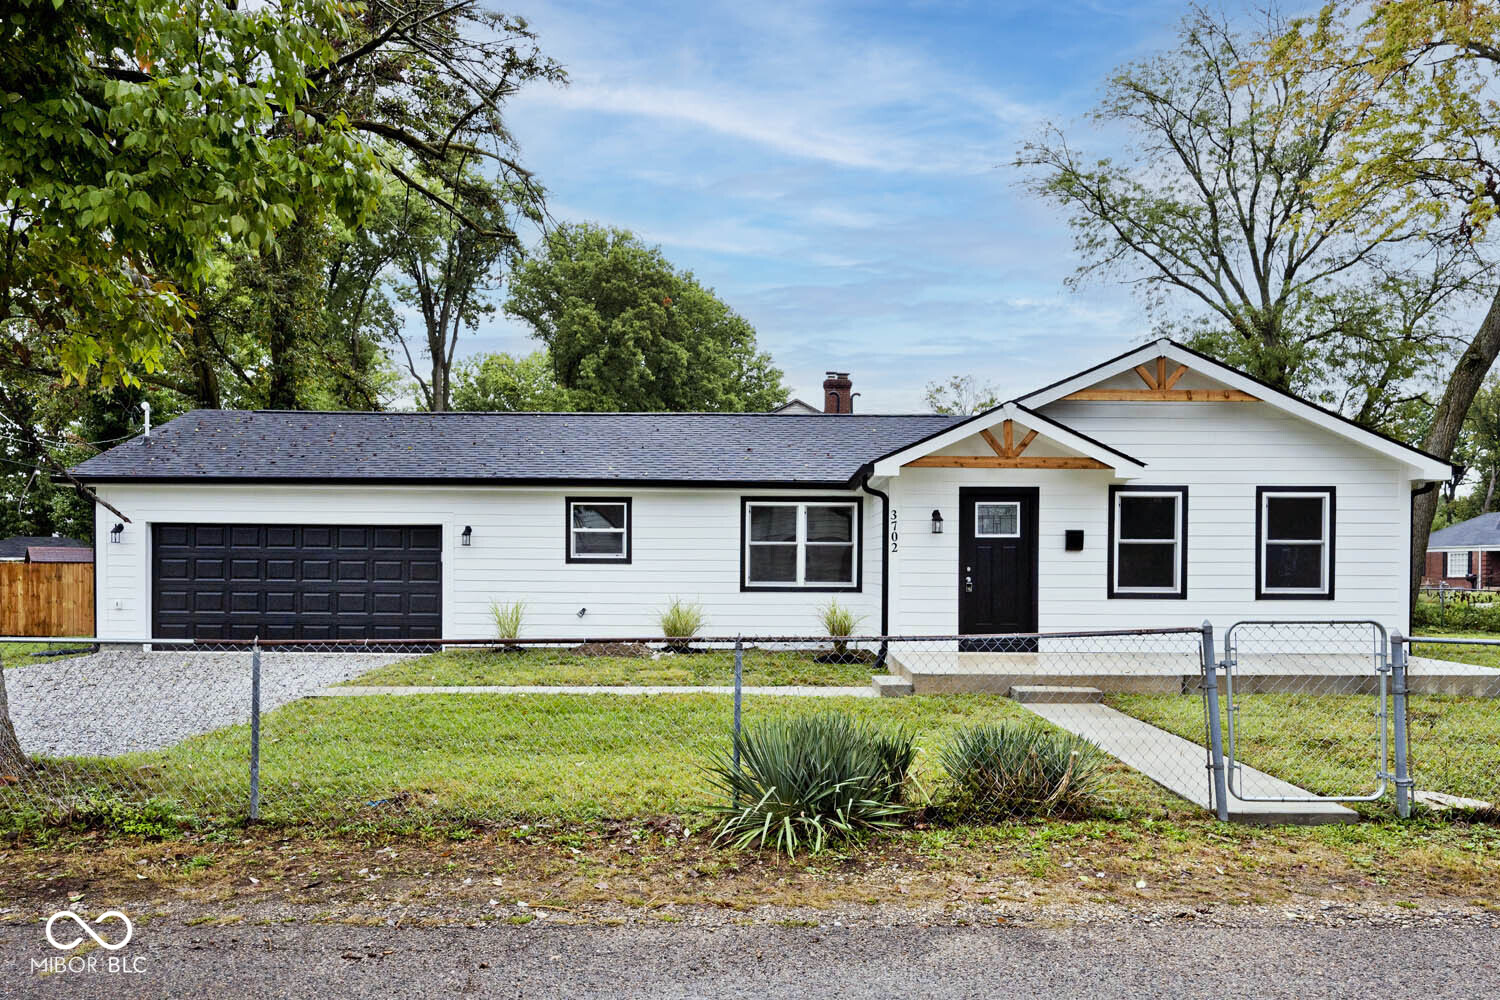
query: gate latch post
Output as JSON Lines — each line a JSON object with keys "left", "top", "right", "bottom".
{"left": 1201, "top": 621, "right": 1230, "bottom": 822}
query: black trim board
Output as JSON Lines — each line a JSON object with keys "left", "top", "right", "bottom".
{"left": 1254, "top": 486, "right": 1337, "bottom": 601}
{"left": 1106, "top": 485, "right": 1190, "bottom": 600}
{"left": 739, "top": 495, "right": 863, "bottom": 593}
{"left": 565, "top": 496, "right": 633, "bottom": 565}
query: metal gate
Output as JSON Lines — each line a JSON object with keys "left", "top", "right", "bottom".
{"left": 1214, "top": 620, "right": 1391, "bottom": 804}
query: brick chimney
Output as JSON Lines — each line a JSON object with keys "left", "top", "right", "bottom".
{"left": 822, "top": 372, "right": 854, "bottom": 413}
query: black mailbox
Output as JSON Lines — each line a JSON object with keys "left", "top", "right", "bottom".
{"left": 1065, "top": 529, "right": 1084, "bottom": 551}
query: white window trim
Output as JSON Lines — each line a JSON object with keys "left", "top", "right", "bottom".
{"left": 1260, "top": 490, "right": 1331, "bottom": 595}
{"left": 974, "top": 501, "right": 1021, "bottom": 538}
{"left": 569, "top": 501, "right": 629, "bottom": 561}
{"left": 744, "top": 500, "right": 859, "bottom": 589}
{"left": 1447, "top": 550, "right": 1471, "bottom": 578}
{"left": 1112, "top": 489, "right": 1184, "bottom": 596}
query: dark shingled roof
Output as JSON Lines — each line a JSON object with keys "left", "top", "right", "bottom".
{"left": 26, "top": 546, "right": 93, "bottom": 563}
{"left": 1428, "top": 513, "right": 1500, "bottom": 550}
{"left": 0, "top": 535, "right": 90, "bottom": 560}
{"left": 71, "top": 410, "right": 967, "bottom": 486}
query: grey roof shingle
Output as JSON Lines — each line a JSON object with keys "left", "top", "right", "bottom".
{"left": 0, "top": 535, "right": 89, "bottom": 560}
{"left": 71, "top": 410, "right": 967, "bottom": 486}
{"left": 1428, "top": 513, "right": 1500, "bottom": 550}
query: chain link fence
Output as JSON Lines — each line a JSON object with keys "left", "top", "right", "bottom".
{"left": 0, "top": 624, "right": 1496, "bottom": 835}
{"left": 1400, "top": 635, "right": 1500, "bottom": 817}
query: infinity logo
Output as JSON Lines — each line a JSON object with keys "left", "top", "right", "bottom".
{"left": 44, "top": 910, "right": 133, "bottom": 952}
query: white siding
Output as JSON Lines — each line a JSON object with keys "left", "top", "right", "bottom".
{"left": 887, "top": 388, "right": 1413, "bottom": 637}
{"left": 93, "top": 484, "right": 881, "bottom": 641}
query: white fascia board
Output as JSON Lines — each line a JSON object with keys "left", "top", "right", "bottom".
{"left": 1019, "top": 339, "right": 1454, "bottom": 483}
{"left": 870, "top": 402, "right": 1146, "bottom": 478}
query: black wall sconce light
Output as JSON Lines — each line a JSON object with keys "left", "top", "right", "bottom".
{"left": 931, "top": 510, "right": 944, "bottom": 534}
{"left": 110, "top": 522, "right": 124, "bottom": 544}
{"left": 461, "top": 525, "right": 473, "bottom": 547}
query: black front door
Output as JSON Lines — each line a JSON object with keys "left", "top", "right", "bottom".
{"left": 958, "top": 488, "right": 1038, "bottom": 651}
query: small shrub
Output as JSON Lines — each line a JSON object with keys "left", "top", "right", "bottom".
{"left": 489, "top": 600, "right": 526, "bottom": 641}
{"left": 1414, "top": 596, "right": 1500, "bottom": 632}
{"left": 705, "top": 711, "right": 916, "bottom": 856}
{"left": 817, "top": 600, "right": 865, "bottom": 656}
{"left": 658, "top": 597, "right": 705, "bottom": 647}
{"left": 938, "top": 723, "right": 1105, "bottom": 819}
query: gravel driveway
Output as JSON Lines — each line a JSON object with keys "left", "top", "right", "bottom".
{"left": 3, "top": 650, "right": 410, "bottom": 757}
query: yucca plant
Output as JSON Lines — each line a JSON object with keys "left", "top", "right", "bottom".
{"left": 489, "top": 600, "right": 525, "bottom": 643}
{"left": 705, "top": 712, "right": 917, "bottom": 856}
{"left": 816, "top": 599, "right": 865, "bottom": 657}
{"left": 658, "top": 597, "right": 705, "bottom": 652}
{"left": 938, "top": 723, "right": 1105, "bottom": 819}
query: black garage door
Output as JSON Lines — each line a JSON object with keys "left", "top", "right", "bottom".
{"left": 152, "top": 524, "right": 442, "bottom": 641}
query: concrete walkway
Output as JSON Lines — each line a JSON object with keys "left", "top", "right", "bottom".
{"left": 1020, "top": 701, "right": 1357, "bottom": 825}
{"left": 317, "top": 684, "right": 874, "bottom": 698}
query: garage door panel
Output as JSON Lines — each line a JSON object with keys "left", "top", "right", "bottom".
{"left": 153, "top": 524, "right": 441, "bottom": 642}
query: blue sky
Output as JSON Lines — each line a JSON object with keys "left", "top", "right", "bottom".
{"left": 467, "top": 0, "right": 1198, "bottom": 411}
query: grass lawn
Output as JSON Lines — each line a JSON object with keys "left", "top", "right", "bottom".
{"left": 2, "top": 692, "right": 1187, "bottom": 832}
{"left": 0, "top": 640, "right": 95, "bottom": 669}
{"left": 343, "top": 646, "right": 885, "bottom": 688}
{"left": 1110, "top": 691, "right": 1500, "bottom": 812}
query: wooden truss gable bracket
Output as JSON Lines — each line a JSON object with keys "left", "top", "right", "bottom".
{"left": 1067, "top": 359, "right": 1256, "bottom": 402}
{"left": 978, "top": 419, "right": 1041, "bottom": 460}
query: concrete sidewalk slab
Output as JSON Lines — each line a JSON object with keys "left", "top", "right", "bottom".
{"left": 317, "top": 684, "right": 875, "bottom": 698}
{"left": 1020, "top": 701, "right": 1357, "bottom": 825}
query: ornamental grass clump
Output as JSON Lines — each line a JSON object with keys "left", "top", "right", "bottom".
{"left": 706, "top": 712, "right": 917, "bottom": 856}
{"left": 816, "top": 599, "right": 865, "bottom": 659}
{"left": 658, "top": 597, "right": 706, "bottom": 652}
{"left": 489, "top": 600, "right": 526, "bottom": 643}
{"left": 938, "top": 723, "right": 1106, "bottom": 819}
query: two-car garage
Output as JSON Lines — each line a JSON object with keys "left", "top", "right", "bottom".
{"left": 151, "top": 524, "right": 442, "bottom": 641}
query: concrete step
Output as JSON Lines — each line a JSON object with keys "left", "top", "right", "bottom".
{"left": 1009, "top": 685, "right": 1103, "bottom": 704}
{"left": 872, "top": 674, "right": 914, "bottom": 698}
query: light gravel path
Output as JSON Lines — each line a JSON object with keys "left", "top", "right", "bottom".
{"left": 318, "top": 684, "right": 875, "bottom": 698}
{"left": 3, "top": 651, "right": 410, "bottom": 757}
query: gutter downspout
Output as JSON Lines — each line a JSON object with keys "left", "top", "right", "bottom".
{"left": 858, "top": 468, "right": 891, "bottom": 669}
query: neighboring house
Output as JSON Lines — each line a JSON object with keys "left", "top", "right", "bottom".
{"left": 769, "top": 398, "right": 821, "bottom": 415}
{"left": 1423, "top": 512, "right": 1500, "bottom": 589}
{"left": 0, "top": 535, "right": 91, "bottom": 562}
{"left": 72, "top": 339, "right": 1452, "bottom": 643}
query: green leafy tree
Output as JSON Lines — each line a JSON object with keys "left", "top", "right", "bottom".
{"left": 505, "top": 223, "right": 788, "bottom": 411}
{"left": 1017, "top": 7, "right": 1476, "bottom": 428}
{"left": 924, "top": 375, "right": 1001, "bottom": 415}
{"left": 1260, "top": 2, "right": 1500, "bottom": 607}
{"left": 452, "top": 350, "right": 572, "bottom": 411}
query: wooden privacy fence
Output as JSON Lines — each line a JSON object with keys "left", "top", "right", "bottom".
{"left": 0, "top": 562, "right": 94, "bottom": 636}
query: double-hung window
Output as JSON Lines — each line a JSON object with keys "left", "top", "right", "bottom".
{"left": 566, "top": 498, "right": 631, "bottom": 563}
{"left": 1256, "top": 487, "right": 1334, "bottom": 598}
{"left": 1108, "top": 486, "right": 1188, "bottom": 598}
{"left": 1446, "top": 550, "right": 1471, "bottom": 578}
{"left": 742, "top": 499, "right": 860, "bottom": 590}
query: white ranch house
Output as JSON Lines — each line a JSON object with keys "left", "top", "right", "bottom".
{"left": 74, "top": 339, "right": 1451, "bottom": 644}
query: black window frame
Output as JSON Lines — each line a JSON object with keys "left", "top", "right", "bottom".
{"left": 565, "top": 497, "right": 633, "bottom": 565}
{"left": 1106, "top": 484, "right": 1189, "bottom": 600}
{"left": 1255, "top": 486, "right": 1335, "bottom": 600}
{"left": 739, "top": 496, "right": 862, "bottom": 592}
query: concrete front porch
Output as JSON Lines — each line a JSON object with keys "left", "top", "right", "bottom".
{"left": 883, "top": 645, "right": 1498, "bottom": 697}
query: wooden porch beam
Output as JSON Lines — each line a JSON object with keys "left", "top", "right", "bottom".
{"left": 1163, "top": 363, "right": 1188, "bottom": 389}
{"left": 902, "top": 455, "right": 1112, "bottom": 469}
{"left": 1013, "top": 428, "right": 1039, "bottom": 456}
{"left": 1133, "top": 364, "right": 1158, "bottom": 389}
{"left": 1060, "top": 388, "right": 1258, "bottom": 402}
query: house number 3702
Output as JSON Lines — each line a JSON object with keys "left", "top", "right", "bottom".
{"left": 890, "top": 509, "right": 898, "bottom": 553}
